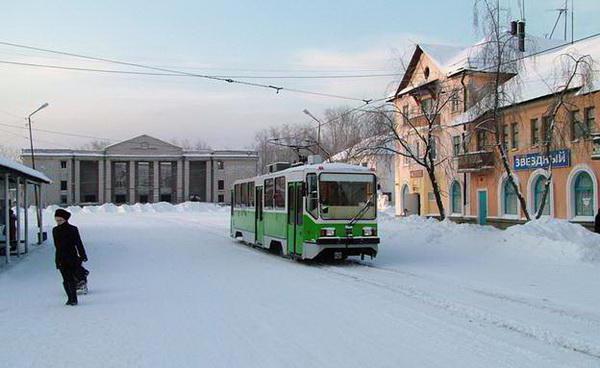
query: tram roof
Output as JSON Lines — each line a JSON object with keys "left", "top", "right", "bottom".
{"left": 234, "top": 162, "right": 373, "bottom": 185}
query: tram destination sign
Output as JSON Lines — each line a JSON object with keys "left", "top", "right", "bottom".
{"left": 513, "top": 149, "right": 571, "bottom": 171}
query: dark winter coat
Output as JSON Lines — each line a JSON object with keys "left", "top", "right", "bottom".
{"left": 52, "top": 223, "right": 87, "bottom": 269}
{"left": 595, "top": 210, "right": 600, "bottom": 234}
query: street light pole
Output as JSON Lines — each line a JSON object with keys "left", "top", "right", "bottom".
{"left": 26, "top": 103, "right": 48, "bottom": 243}
{"left": 27, "top": 102, "right": 49, "bottom": 170}
{"left": 303, "top": 109, "right": 323, "bottom": 156}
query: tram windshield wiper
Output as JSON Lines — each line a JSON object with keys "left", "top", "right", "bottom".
{"left": 348, "top": 193, "right": 375, "bottom": 227}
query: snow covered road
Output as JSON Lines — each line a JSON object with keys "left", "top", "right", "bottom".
{"left": 1, "top": 204, "right": 600, "bottom": 367}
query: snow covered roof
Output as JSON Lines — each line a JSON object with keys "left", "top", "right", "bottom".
{"left": 395, "top": 34, "right": 568, "bottom": 98}
{"left": 450, "top": 34, "right": 600, "bottom": 126}
{"left": 0, "top": 156, "right": 52, "bottom": 183}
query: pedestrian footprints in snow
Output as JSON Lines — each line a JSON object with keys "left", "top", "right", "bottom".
{"left": 52, "top": 209, "right": 89, "bottom": 306}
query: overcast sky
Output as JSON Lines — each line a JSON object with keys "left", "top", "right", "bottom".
{"left": 1, "top": 0, "right": 599, "bottom": 150}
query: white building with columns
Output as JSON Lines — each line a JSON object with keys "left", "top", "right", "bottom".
{"left": 21, "top": 135, "right": 258, "bottom": 206}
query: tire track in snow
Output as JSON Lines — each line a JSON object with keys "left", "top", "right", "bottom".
{"left": 348, "top": 261, "right": 600, "bottom": 327}
{"left": 160, "top": 213, "right": 600, "bottom": 361}
{"left": 321, "top": 265, "right": 600, "bottom": 361}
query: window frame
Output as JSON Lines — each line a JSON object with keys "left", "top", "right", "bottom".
{"left": 510, "top": 122, "right": 519, "bottom": 149}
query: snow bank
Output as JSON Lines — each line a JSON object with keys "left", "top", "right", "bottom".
{"left": 380, "top": 211, "right": 600, "bottom": 264}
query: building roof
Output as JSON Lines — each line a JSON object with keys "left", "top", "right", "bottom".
{"left": 0, "top": 156, "right": 52, "bottom": 183}
{"left": 450, "top": 34, "right": 600, "bottom": 126}
{"left": 394, "top": 33, "right": 568, "bottom": 98}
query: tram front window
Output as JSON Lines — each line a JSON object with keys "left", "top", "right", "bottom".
{"left": 318, "top": 173, "right": 376, "bottom": 220}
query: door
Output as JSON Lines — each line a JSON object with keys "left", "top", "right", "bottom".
{"left": 286, "top": 182, "right": 304, "bottom": 257}
{"left": 478, "top": 191, "right": 488, "bottom": 225}
{"left": 255, "top": 186, "right": 264, "bottom": 245}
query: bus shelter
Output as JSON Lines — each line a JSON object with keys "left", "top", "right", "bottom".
{"left": 0, "top": 156, "right": 51, "bottom": 264}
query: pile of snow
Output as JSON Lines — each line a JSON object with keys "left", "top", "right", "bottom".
{"left": 380, "top": 211, "right": 600, "bottom": 264}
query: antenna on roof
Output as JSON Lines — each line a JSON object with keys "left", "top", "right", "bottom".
{"left": 547, "top": 0, "right": 569, "bottom": 41}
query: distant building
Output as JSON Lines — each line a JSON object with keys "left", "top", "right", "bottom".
{"left": 21, "top": 135, "right": 258, "bottom": 206}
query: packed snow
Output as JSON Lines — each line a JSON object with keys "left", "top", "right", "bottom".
{"left": 1, "top": 202, "right": 600, "bottom": 367}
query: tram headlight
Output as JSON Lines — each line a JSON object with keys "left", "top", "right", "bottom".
{"left": 320, "top": 228, "right": 336, "bottom": 237}
{"left": 362, "top": 227, "right": 376, "bottom": 236}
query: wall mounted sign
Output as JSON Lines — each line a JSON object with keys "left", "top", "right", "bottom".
{"left": 410, "top": 170, "right": 423, "bottom": 178}
{"left": 513, "top": 149, "right": 571, "bottom": 171}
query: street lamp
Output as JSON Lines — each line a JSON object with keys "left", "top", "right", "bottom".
{"left": 27, "top": 102, "right": 49, "bottom": 169}
{"left": 303, "top": 109, "right": 323, "bottom": 156}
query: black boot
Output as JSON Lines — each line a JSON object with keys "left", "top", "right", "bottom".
{"left": 63, "top": 281, "right": 78, "bottom": 306}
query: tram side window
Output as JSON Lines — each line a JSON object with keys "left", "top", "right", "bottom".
{"left": 274, "top": 176, "right": 286, "bottom": 209}
{"left": 248, "top": 182, "right": 255, "bottom": 207}
{"left": 306, "top": 173, "right": 318, "bottom": 218}
{"left": 234, "top": 184, "right": 242, "bottom": 208}
{"left": 264, "top": 178, "right": 274, "bottom": 209}
{"left": 241, "top": 182, "right": 248, "bottom": 207}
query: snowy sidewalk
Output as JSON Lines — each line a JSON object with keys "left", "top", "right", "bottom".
{"left": 1, "top": 204, "right": 599, "bottom": 368}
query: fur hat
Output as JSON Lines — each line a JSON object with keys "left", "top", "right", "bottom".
{"left": 54, "top": 209, "right": 71, "bottom": 221}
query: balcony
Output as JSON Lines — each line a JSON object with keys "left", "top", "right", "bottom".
{"left": 404, "top": 113, "right": 440, "bottom": 128}
{"left": 456, "top": 151, "right": 495, "bottom": 172}
{"left": 592, "top": 133, "right": 600, "bottom": 160}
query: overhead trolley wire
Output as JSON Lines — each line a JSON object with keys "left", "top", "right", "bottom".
{"left": 0, "top": 40, "right": 378, "bottom": 103}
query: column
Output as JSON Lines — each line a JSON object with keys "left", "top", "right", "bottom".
{"left": 74, "top": 159, "right": 81, "bottom": 205}
{"left": 153, "top": 161, "right": 160, "bottom": 202}
{"left": 129, "top": 160, "right": 136, "bottom": 204}
{"left": 105, "top": 160, "right": 112, "bottom": 203}
{"left": 4, "top": 174, "right": 10, "bottom": 263}
{"left": 205, "top": 160, "right": 212, "bottom": 203}
{"left": 38, "top": 184, "right": 43, "bottom": 245}
{"left": 183, "top": 159, "right": 190, "bottom": 202}
{"left": 15, "top": 177, "right": 20, "bottom": 257}
{"left": 176, "top": 159, "right": 183, "bottom": 203}
{"left": 23, "top": 181, "right": 28, "bottom": 254}
{"left": 98, "top": 159, "right": 105, "bottom": 203}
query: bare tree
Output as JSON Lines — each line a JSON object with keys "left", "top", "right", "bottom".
{"left": 533, "top": 53, "right": 594, "bottom": 218}
{"left": 0, "top": 145, "right": 22, "bottom": 162}
{"left": 79, "top": 139, "right": 112, "bottom": 150}
{"left": 360, "top": 82, "right": 461, "bottom": 220}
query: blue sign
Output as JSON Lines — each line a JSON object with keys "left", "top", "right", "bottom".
{"left": 513, "top": 149, "right": 571, "bottom": 171}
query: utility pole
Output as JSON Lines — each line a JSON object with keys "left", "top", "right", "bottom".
{"left": 27, "top": 102, "right": 49, "bottom": 169}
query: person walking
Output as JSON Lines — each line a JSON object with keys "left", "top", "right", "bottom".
{"left": 53, "top": 209, "right": 88, "bottom": 306}
{"left": 595, "top": 208, "right": 600, "bottom": 234}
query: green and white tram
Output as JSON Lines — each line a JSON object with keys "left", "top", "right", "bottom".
{"left": 230, "top": 161, "right": 379, "bottom": 260}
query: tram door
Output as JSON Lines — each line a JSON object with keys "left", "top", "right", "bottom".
{"left": 286, "top": 182, "right": 304, "bottom": 257}
{"left": 255, "top": 186, "right": 264, "bottom": 245}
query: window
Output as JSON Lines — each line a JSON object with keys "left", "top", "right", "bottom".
{"left": 306, "top": 174, "right": 318, "bottom": 218}
{"left": 477, "top": 130, "right": 487, "bottom": 151}
{"left": 542, "top": 116, "right": 553, "bottom": 143}
{"left": 574, "top": 172, "right": 594, "bottom": 216}
{"left": 531, "top": 118, "right": 540, "bottom": 146}
{"left": 216, "top": 160, "right": 224, "bottom": 170}
{"left": 115, "top": 194, "right": 127, "bottom": 204}
{"left": 248, "top": 182, "right": 255, "bottom": 207}
{"left": 218, "top": 194, "right": 224, "bottom": 203}
{"left": 585, "top": 107, "right": 596, "bottom": 136}
{"left": 60, "top": 194, "right": 68, "bottom": 204}
{"left": 241, "top": 183, "right": 248, "bottom": 206}
{"left": 533, "top": 176, "right": 550, "bottom": 215}
{"left": 402, "top": 104, "right": 409, "bottom": 124}
{"left": 450, "top": 89, "right": 461, "bottom": 113}
{"left": 83, "top": 194, "right": 97, "bottom": 203}
{"left": 452, "top": 136, "right": 461, "bottom": 156}
{"left": 503, "top": 179, "right": 518, "bottom": 215}
{"left": 502, "top": 124, "right": 509, "bottom": 149}
{"left": 429, "top": 136, "right": 437, "bottom": 160}
{"left": 462, "top": 133, "right": 469, "bottom": 153}
{"left": 571, "top": 110, "right": 584, "bottom": 140}
{"left": 60, "top": 180, "right": 67, "bottom": 191}
{"left": 421, "top": 98, "right": 433, "bottom": 116}
{"left": 274, "top": 176, "right": 286, "bottom": 209}
{"left": 264, "top": 178, "right": 274, "bottom": 208}
{"left": 511, "top": 122, "right": 519, "bottom": 149}
{"left": 60, "top": 161, "right": 67, "bottom": 169}
{"left": 234, "top": 184, "right": 241, "bottom": 207}
{"left": 218, "top": 180, "right": 224, "bottom": 190}
{"left": 450, "top": 181, "right": 462, "bottom": 214}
